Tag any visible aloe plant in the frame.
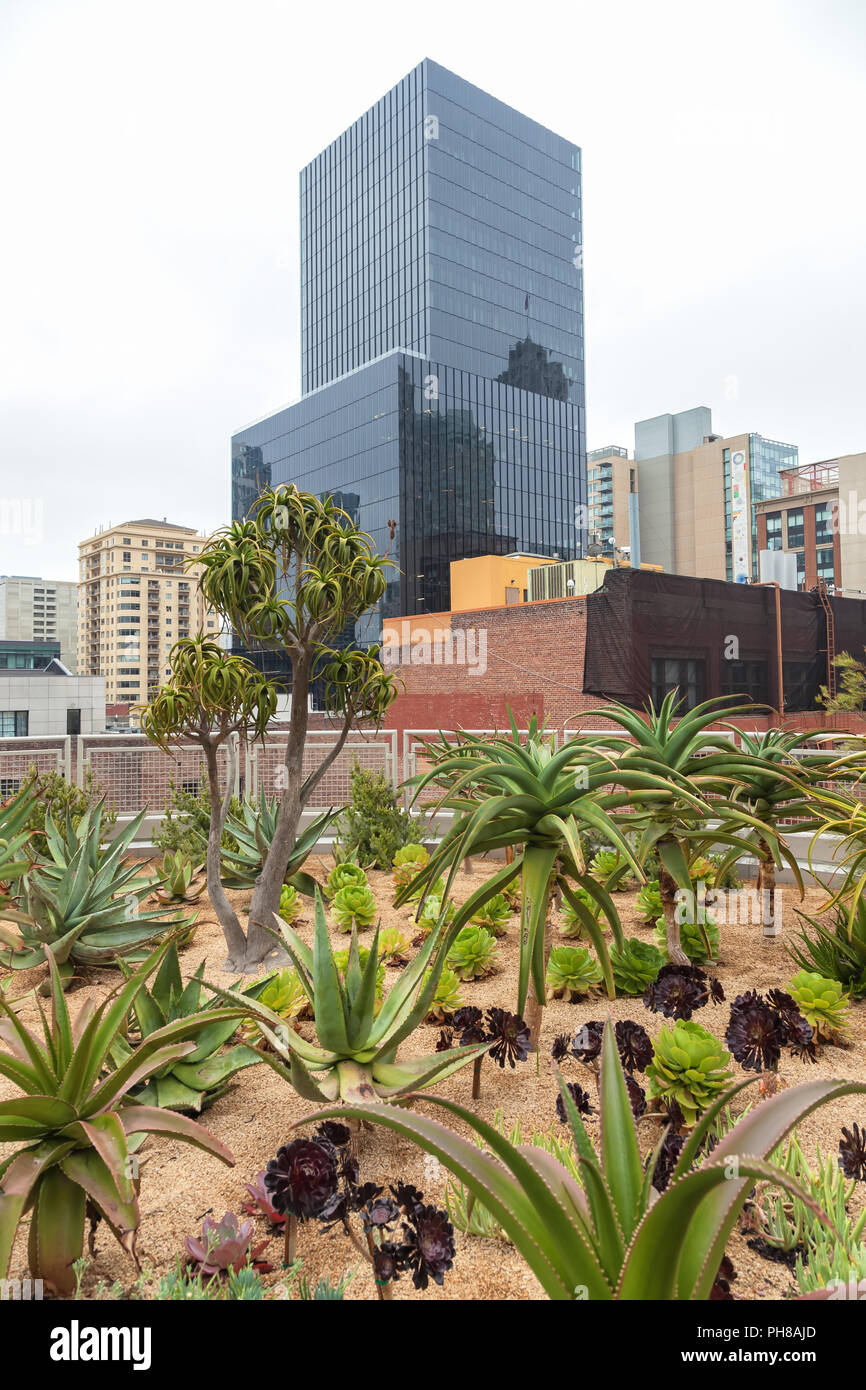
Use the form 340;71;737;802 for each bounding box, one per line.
331;882;378;932
220;792;340;893
0;806;188;984
0;782;35;908
209;892;489;1103
0;945;242;1295
400;712;644;1038
308;1022;866;1299
788;898;866;998
155;850;206;904
108;944;262;1112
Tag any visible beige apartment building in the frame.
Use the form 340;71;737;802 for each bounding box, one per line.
633;407;799;583
0;575;78;670
77;519;219;720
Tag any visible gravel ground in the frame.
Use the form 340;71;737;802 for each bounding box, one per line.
1;858;864;1302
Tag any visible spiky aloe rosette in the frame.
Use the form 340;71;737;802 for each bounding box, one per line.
213;891;489;1103
645;1019;734;1126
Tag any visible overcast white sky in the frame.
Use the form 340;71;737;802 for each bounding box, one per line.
1;0;864;582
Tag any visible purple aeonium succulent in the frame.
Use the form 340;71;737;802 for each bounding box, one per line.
839;1123;866;1182
615;1019;653;1073
452;1006;486;1045
624;1072;647;1118
571;1019;604;1063
264;1137;339;1221
401;1205;456;1289
644;963;711;1020
485;1008;531;1068
556;1081;595;1125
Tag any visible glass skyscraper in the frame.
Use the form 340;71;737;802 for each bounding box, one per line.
233;58;586;634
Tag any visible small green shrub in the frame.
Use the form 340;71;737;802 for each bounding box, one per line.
654;916;720;964
334;763;424;869
326;861;367;898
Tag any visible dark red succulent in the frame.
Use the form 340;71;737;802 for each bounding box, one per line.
570;1019;604;1063
556;1080;595;1124
710;1254;737;1300
315;1120;352;1149
372;1241;407;1285
615;1019;653;1073
264;1137;339;1221
551;1033;571;1062
726;989;814;1072
451;1005;486;1045
839;1123;866;1182
624;1072;647;1118
401;1205;456;1289
485;1008;531;1068
644;963;712;1020
241;1170;287;1227
435;1027;454;1053
652;1129;685;1193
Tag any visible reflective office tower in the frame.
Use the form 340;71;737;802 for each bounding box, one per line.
232;59;585;637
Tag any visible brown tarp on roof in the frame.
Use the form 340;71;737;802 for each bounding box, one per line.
582;568;861;711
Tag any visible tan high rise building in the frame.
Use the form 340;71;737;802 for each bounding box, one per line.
586;446;639;560
0;576;78;671
77;519;219;720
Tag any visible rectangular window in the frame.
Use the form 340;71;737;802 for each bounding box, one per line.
765;512;783;551
66;708;81;735
721;659;769;704
0;711;29;737
650;657;705;712
787;509;805;549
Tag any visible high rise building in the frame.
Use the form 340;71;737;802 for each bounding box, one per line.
633;407;798;583
77;520;219;719
233;59;585;639
0;576;78;671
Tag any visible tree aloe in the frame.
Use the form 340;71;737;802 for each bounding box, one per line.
309;1021;866;1299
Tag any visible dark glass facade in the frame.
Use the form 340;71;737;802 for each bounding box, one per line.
232;350;582;639
235;59;585;639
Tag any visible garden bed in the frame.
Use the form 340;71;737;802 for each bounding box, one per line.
1;860;864;1301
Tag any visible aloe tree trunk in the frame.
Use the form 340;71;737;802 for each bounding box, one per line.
204;736;248;969
243;655;354;971
657;858;690;967
525;915;553;1050
756;835;779;939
